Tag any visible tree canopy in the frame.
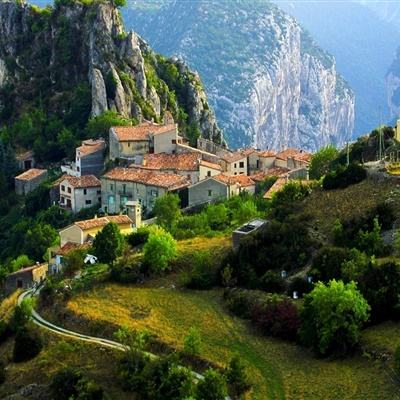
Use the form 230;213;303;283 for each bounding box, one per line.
93;222;124;265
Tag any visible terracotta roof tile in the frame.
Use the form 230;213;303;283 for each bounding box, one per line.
142;152;200;171
258;150;276;158
219;151;248;163
250;167;290;182
102;167;190;190
199;159;222;171
16;150;34;161
214;173;255;187
15;168;47;181
62;175;101;188
77;139;105;156
74;215;133;230
276;148;312;162
112;123;176;142
7;263;47;276
263;178;288;199
56;242;90;256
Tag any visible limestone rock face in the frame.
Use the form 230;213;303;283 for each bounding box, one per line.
0;0;222;144
124;0;354;151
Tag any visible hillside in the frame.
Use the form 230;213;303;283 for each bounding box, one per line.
0;0;222;162
124;0;354;151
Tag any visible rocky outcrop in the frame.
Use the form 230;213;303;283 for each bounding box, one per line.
0;0;222;143
123;0;354;151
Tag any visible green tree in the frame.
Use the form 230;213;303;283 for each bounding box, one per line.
23;222;58;261
196;369;228;400
300;280;370;356
356;216;384;256
93;222;124;265
85;110;132;139
64;249;85;277
13;326;43;362
225;355;251;396
205;203;228;230
231;200;258;224
153;193;181;231
9;255;33;273
143;227;177;272
183;327;201;357
308;145;339;180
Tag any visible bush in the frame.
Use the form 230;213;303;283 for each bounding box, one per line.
13;326;43;362
225;355;251;396
11;298;33;331
251;297;300;341
311;247;349;282
183;327;201;357
322;163;366;190
260;270;285;293
0;320;13;345
126;227;150;247
186;251;219;290
143;226;177;273
300;280;370;356
196;368;228;400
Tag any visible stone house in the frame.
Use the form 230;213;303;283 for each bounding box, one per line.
16;150;35;171
4;263;47;294
275;148;312;169
109;121;184;162
188;177;231;207
101;167;190;215
48;242;89;275
15;168;47;195
59;175;101;213
219;151;248;176
214;173;256;195
62;139;106;177
198;159;222;181
59;215;134;246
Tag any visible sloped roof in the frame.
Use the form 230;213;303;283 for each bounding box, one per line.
112;123;176;142
250;167;290;182
219;151;247;163
276;148;312;162
15;168;47;181
263;178;288;199
142;152;200;171
258;150;276;158
102;167;190;190
74;215;133;230
199;159;222;171
77;139;105;156
214;173;255;187
61;175;101;188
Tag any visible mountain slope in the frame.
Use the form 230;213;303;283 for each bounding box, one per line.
0;0;222;154
124;0;354;151
276;0;400;136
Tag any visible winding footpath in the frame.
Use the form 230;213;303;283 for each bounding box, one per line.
18;289;232;398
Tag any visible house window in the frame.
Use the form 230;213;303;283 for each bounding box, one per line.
150;190;158;197
239;161;244;168
207;171;211;177
256;160;260;169
234;163;237;168
104;206;108;213
128;142;131;147
234;172;237;175
172;139;177;144
60;196;65;204
208;190;212;197
97;190;101;195
85;199;92;205
67;187;71;193
121;196;129;206
122;184;126;194
98;197;101;203
61;185;65;192
108;195;115;205
77;166;80;172
83;189;87;195
110;184;114;191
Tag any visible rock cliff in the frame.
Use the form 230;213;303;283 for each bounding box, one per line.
124;0;354;151
0;0;222;144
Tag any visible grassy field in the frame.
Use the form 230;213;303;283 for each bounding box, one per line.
0;330;132;399
301;179;400;238
62;283;399;400
362;321;400;354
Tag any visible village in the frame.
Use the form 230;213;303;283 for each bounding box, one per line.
6;113;312;294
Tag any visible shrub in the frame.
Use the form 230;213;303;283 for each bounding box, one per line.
322;163;366;190
153;193;181;231
225;355;251;396
143;226;177;273
126;227;150;247
186;251;219;290
93;222;124;265
196;368;228;400
11;298;33;331
300;280;370;356
205;203;229;230
260;270;285;293
183;327;201;357
251;297;300;341
311;247;349;282
13;326;43;362
0;320;13;345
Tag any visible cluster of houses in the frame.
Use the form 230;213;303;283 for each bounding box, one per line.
7;115;312;294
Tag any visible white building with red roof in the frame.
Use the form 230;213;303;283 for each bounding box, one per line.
59;175;101;213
